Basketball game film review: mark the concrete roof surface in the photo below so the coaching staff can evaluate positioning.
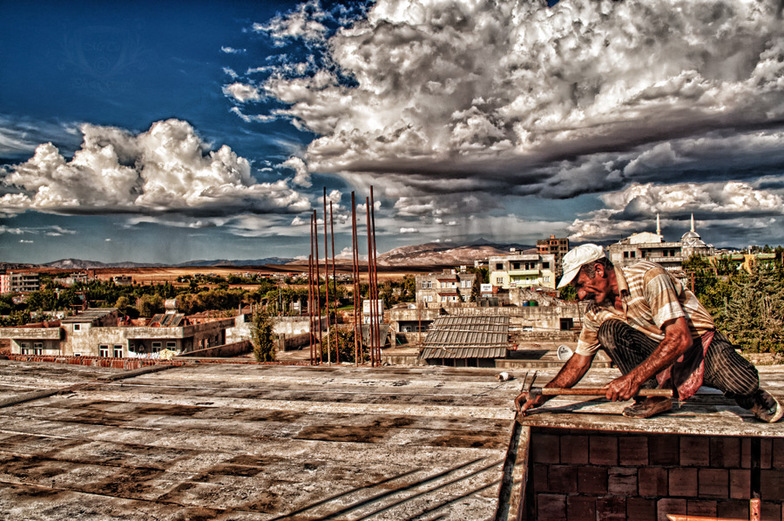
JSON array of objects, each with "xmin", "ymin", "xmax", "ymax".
[{"xmin": 1, "ymin": 359, "xmax": 782, "ymax": 520}]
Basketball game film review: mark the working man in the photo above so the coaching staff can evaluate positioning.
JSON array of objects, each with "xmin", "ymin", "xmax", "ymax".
[{"xmin": 516, "ymin": 243, "xmax": 782, "ymax": 422}]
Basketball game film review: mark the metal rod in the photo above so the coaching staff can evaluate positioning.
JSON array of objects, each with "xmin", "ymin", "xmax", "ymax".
[
  {"xmin": 365, "ymin": 197, "xmax": 374, "ymax": 366},
  {"xmin": 330, "ymin": 200, "xmax": 339, "ymax": 364},
  {"xmin": 313, "ymin": 210, "xmax": 322, "ymax": 364},
  {"xmin": 323, "ymin": 188, "xmax": 331, "ymax": 364},
  {"xmin": 351, "ymin": 192, "xmax": 360, "ymax": 366},
  {"xmin": 370, "ymin": 186, "xmax": 380, "ymax": 365}
]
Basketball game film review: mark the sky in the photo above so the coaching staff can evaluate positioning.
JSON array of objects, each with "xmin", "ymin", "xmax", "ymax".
[{"xmin": 2, "ymin": 0, "xmax": 784, "ymax": 265}]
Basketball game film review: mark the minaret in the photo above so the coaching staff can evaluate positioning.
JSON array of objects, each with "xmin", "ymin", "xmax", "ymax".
[
  {"xmin": 690, "ymin": 213, "xmax": 696, "ymax": 233},
  {"xmin": 656, "ymin": 214, "xmax": 661, "ymax": 236}
]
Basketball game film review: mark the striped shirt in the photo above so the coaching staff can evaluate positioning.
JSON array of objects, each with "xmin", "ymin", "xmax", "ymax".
[{"xmin": 575, "ymin": 260, "xmax": 716, "ymax": 356}]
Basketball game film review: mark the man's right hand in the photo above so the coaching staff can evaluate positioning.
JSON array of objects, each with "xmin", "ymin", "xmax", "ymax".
[{"xmin": 515, "ymin": 392, "xmax": 548, "ymax": 417}]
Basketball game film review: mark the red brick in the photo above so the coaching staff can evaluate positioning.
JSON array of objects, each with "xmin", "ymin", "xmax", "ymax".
[
  {"xmin": 657, "ymin": 498, "xmax": 687, "ymax": 521},
  {"xmin": 774, "ymin": 439, "xmax": 784, "ymax": 470},
  {"xmin": 590, "ymin": 434, "xmax": 618, "ymax": 465},
  {"xmin": 649, "ymin": 435, "xmax": 680, "ymax": 466},
  {"xmin": 760, "ymin": 469, "xmax": 784, "ymax": 500},
  {"xmin": 578, "ymin": 466, "xmax": 608, "ymax": 495},
  {"xmin": 567, "ymin": 495, "xmax": 595, "ymax": 521},
  {"xmin": 627, "ymin": 497, "xmax": 657, "ymax": 521},
  {"xmin": 718, "ymin": 499, "xmax": 749, "ymax": 519},
  {"xmin": 619, "ymin": 436, "xmax": 649, "ymax": 466},
  {"xmin": 729, "ymin": 469, "xmax": 750, "ymax": 499},
  {"xmin": 741, "ymin": 438, "xmax": 751, "ymax": 468},
  {"xmin": 762, "ymin": 438, "xmax": 773, "ymax": 469},
  {"xmin": 762, "ymin": 501, "xmax": 782, "ymax": 521},
  {"xmin": 639, "ymin": 467, "xmax": 668, "ymax": 497},
  {"xmin": 687, "ymin": 499, "xmax": 718, "ymax": 516},
  {"xmin": 710, "ymin": 436, "xmax": 741, "ymax": 468},
  {"xmin": 536, "ymin": 493, "xmax": 566, "ymax": 521},
  {"xmin": 597, "ymin": 496, "xmax": 626, "ymax": 521},
  {"xmin": 698, "ymin": 468, "xmax": 729, "ymax": 498},
  {"xmin": 533, "ymin": 463, "xmax": 549, "ymax": 492},
  {"xmin": 669, "ymin": 467, "xmax": 698, "ymax": 497},
  {"xmin": 560, "ymin": 434, "xmax": 589, "ymax": 464},
  {"xmin": 609, "ymin": 466, "xmax": 637, "ymax": 496},
  {"xmin": 532, "ymin": 433, "xmax": 560, "ymax": 464},
  {"xmin": 680, "ymin": 436, "xmax": 710, "ymax": 466},
  {"xmin": 548, "ymin": 465, "xmax": 577, "ymax": 494}
]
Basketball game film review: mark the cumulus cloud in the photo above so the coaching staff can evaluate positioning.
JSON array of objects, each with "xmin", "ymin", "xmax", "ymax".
[
  {"xmin": 247, "ymin": 0, "xmax": 784, "ymax": 203},
  {"xmin": 281, "ymin": 156, "xmax": 312, "ymax": 187},
  {"xmin": 0, "ymin": 119, "xmax": 310, "ymax": 217},
  {"xmin": 568, "ymin": 181, "xmax": 784, "ymax": 244}
]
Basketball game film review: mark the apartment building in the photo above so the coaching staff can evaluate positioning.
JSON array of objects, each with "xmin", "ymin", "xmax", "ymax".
[
  {"xmin": 416, "ymin": 270, "xmax": 477, "ymax": 306},
  {"xmin": 0, "ymin": 271, "xmax": 40, "ymax": 294},
  {"xmin": 488, "ymin": 252, "xmax": 557, "ymax": 290},
  {"xmin": 536, "ymin": 235, "xmax": 569, "ymax": 277}
]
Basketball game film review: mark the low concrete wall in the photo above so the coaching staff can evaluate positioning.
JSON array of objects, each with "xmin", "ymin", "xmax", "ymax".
[
  {"xmin": 2, "ymin": 353, "xmax": 186, "ymax": 370},
  {"xmin": 179, "ymin": 340, "xmax": 252, "ymax": 358}
]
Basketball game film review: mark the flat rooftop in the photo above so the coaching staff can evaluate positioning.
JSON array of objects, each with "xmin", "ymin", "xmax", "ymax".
[{"xmin": 0, "ymin": 359, "xmax": 782, "ymax": 520}]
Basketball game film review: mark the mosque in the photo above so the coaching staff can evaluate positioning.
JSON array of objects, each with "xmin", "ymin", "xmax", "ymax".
[{"xmin": 608, "ymin": 214, "xmax": 713, "ymax": 271}]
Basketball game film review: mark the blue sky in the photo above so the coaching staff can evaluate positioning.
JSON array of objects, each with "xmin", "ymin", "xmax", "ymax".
[{"xmin": 2, "ymin": 0, "xmax": 784, "ymax": 264}]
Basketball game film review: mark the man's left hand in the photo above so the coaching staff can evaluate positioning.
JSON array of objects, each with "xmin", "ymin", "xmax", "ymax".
[{"xmin": 604, "ymin": 373, "xmax": 642, "ymax": 401}]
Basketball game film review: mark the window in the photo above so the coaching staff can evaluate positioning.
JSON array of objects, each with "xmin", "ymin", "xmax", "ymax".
[
  {"xmin": 495, "ymin": 263, "xmax": 504, "ymax": 271},
  {"xmin": 630, "ymin": 251, "xmax": 636, "ymax": 258},
  {"xmin": 496, "ymin": 277, "xmax": 504, "ymax": 285},
  {"xmin": 543, "ymin": 276, "xmax": 550, "ymax": 283},
  {"xmin": 152, "ymin": 342, "xmax": 162, "ymax": 353},
  {"xmin": 73, "ymin": 324, "xmax": 81, "ymax": 331},
  {"xmin": 113, "ymin": 345, "xmax": 123, "ymax": 358},
  {"xmin": 542, "ymin": 262, "xmax": 550, "ymax": 269},
  {"xmin": 166, "ymin": 342, "xmax": 176, "ymax": 350},
  {"xmin": 99, "ymin": 345, "xmax": 110, "ymax": 357},
  {"xmin": 34, "ymin": 342, "xmax": 43, "ymax": 355}
]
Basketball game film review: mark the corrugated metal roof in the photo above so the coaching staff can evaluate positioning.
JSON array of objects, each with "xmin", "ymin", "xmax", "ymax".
[
  {"xmin": 420, "ymin": 315, "xmax": 509, "ymax": 359},
  {"xmin": 420, "ymin": 347, "xmax": 507, "ymax": 359}
]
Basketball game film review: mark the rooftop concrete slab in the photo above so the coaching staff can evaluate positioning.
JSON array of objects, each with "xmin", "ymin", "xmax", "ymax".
[
  {"xmin": 0, "ymin": 360, "xmax": 521, "ymax": 521},
  {"xmin": 1, "ymin": 359, "xmax": 782, "ymax": 520}
]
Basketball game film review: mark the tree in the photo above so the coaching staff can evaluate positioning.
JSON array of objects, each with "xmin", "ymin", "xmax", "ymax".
[{"xmin": 251, "ymin": 310, "xmax": 276, "ymax": 362}]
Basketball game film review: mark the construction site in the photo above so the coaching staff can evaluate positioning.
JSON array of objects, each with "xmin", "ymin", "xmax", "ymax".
[{"xmin": 1, "ymin": 355, "xmax": 782, "ymax": 521}]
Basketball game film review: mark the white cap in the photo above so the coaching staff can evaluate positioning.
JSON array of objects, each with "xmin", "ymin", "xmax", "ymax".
[{"xmin": 557, "ymin": 243, "xmax": 606, "ymax": 289}]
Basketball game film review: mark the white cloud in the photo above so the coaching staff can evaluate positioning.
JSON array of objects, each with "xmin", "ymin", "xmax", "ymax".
[
  {"xmin": 568, "ymin": 181, "xmax": 784, "ymax": 243},
  {"xmin": 254, "ymin": 0, "xmax": 329, "ymax": 45},
  {"xmin": 281, "ymin": 156, "xmax": 312, "ymax": 187},
  {"xmin": 221, "ymin": 46, "xmax": 246, "ymax": 54},
  {"xmin": 0, "ymin": 119, "xmax": 311, "ymax": 217},
  {"xmin": 222, "ymin": 82, "xmax": 263, "ymax": 103},
  {"xmin": 254, "ymin": 0, "xmax": 784, "ymax": 202},
  {"xmin": 399, "ymin": 227, "xmax": 419, "ymax": 234}
]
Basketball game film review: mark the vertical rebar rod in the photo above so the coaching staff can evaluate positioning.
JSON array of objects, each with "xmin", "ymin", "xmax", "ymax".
[
  {"xmin": 370, "ymin": 186, "xmax": 381, "ymax": 364},
  {"xmin": 330, "ymin": 200, "xmax": 339, "ymax": 364},
  {"xmin": 351, "ymin": 192, "xmax": 360, "ymax": 366},
  {"xmin": 308, "ymin": 213, "xmax": 314, "ymax": 365},
  {"xmin": 313, "ymin": 210, "xmax": 322, "ymax": 364},
  {"xmin": 365, "ymin": 197, "xmax": 375, "ymax": 366},
  {"xmin": 323, "ymin": 188, "xmax": 331, "ymax": 364}
]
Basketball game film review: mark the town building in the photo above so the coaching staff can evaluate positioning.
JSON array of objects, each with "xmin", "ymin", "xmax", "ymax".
[
  {"xmin": 416, "ymin": 269, "xmax": 477, "ymax": 307},
  {"xmin": 536, "ymin": 235, "xmax": 569, "ymax": 277},
  {"xmin": 608, "ymin": 214, "xmax": 713, "ymax": 271},
  {"xmin": 0, "ymin": 271, "xmax": 40, "ymax": 294},
  {"xmin": 488, "ymin": 251, "xmax": 557, "ymax": 290},
  {"xmin": 0, "ymin": 306, "xmax": 247, "ymax": 358}
]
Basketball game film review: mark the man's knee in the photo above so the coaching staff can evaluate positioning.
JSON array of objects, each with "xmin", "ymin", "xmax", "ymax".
[{"xmin": 597, "ymin": 319, "xmax": 630, "ymax": 351}]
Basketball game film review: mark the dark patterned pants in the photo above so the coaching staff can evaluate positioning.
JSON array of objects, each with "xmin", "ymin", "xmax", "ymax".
[{"xmin": 597, "ymin": 320, "xmax": 761, "ymax": 408}]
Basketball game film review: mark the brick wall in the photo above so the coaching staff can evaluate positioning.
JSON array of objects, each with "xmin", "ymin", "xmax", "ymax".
[{"xmin": 526, "ymin": 428, "xmax": 784, "ymax": 521}]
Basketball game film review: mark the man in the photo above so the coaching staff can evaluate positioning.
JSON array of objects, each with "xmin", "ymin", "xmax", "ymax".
[{"xmin": 516, "ymin": 243, "xmax": 782, "ymax": 422}]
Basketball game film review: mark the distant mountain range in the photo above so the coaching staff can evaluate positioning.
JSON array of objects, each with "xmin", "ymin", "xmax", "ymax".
[{"xmin": 3, "ymin": 239, "xmax": 533, "ymax": 270}]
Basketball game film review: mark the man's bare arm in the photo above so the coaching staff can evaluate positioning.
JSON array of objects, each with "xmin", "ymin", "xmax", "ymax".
[
  {"xmin": 604, "ymin": 316, "xmax": 693, "ymax": 401},
  {"xmin": 516, "ymin": 352, "xmax": 594, "ymax": 415}
]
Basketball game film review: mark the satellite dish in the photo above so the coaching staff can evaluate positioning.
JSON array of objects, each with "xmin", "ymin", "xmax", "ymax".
[{"xmin": 557, "ymin": 344, "xmax": 574, "ymax": 361}]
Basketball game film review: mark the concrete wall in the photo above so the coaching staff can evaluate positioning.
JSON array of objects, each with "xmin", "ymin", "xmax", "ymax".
[{"xmin": 525, "ymin": 427, "xmax": 783, "ymax": 521}]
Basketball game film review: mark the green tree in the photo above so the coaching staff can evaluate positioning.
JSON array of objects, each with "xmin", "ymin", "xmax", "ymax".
[
  {"xmin": 719, "ymin": 265, "xmax": 784, "ymax": 354},
  {"xmin": 251, "ymin": 310, "xmax": 276, "ymax": 362}
]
